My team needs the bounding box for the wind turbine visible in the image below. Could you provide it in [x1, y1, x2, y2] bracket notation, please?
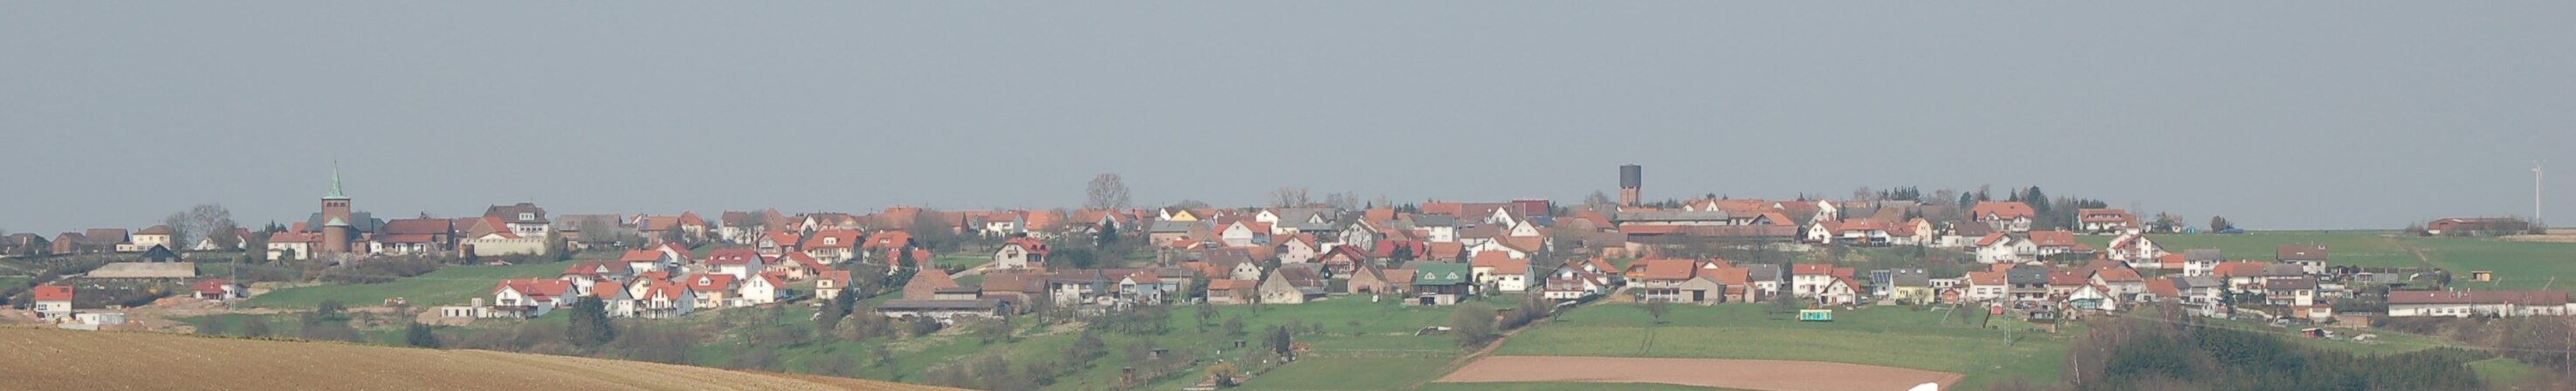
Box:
[2537, 161, 2545, 226]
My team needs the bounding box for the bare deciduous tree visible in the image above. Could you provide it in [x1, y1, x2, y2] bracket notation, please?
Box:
[165, 204, 237, 250]
[1583, 190, 1615, 211]
[1269, 187, 1310, 208]
[1085, 174, 1131, 210]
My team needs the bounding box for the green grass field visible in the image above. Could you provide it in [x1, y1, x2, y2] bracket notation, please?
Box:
[241, 261, 575, 308]
[1236, 357, 1451, 390]
[2071, 231, 2576, 285]
[931, 255, 986, 271]
[2409, 237, 2576, 290]
[2470, 358, 2543, 387]
[1495, 304, 2067, 390]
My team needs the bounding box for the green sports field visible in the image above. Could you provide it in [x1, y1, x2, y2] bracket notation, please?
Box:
[241, 261, 575, 308]
[1494, 304, 2066, 391]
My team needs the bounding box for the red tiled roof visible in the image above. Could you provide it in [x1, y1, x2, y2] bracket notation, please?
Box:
[2144, 278, 2179, 297]
[763, 232, 802, 247]
[683, 273, 739, 292]
[33, 285, 73, 301]
[2212, 262, 2270, 278]
[593, 282, 627, 299]
[496, 278, 574, 300]
[619, 250, 663, 263]
[1791, 264, 1838, 276]
[2028, 230, 2078, 247]
[1206, 278, 1256, 292]
[192, 278, 233, 295]
[1638, 258, 1699, 281]
[2158, 253, 2186, 269]
[805, 230, 864, 250]
[860, 230, 910, 250]
[381, 218, 454, 236]
[1968, 271, 2006, 285]
[1973, 202, 2037, 219]
[2048, 271, 2090, 285]
[706, 248, 761, 265]
[2092, 267, 2144, 283]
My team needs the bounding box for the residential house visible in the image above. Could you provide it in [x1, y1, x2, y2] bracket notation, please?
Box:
[1317, 245, 1370, 277]
[2265, 278, 2318, 307]
[903, 269, 962, 299]
[816, 271, 854, 300]
[561, 261, 636, 285]
[1258, 265, 1328, 304]
[31, 285, 73, 319]
[1816, 276, 1861, 305]
[129, 225, 175, 252]
[757, 232, 802, 256]
[635, 279, 696, 319]
[1410, 263, 1473, 305]
[1975, 233, 2037, 264]
[741, 274, 787, 305]
[491, 279, 575, 319]
[683, 274, 741, 309]
[1789, 264, 1855, 299]
[2006, 267, 2051, 302]
[2047, 271, 2090, 301]
[1348, 264, 1409, 296]
[803, 230, 864, 264]
[377, 218, 456, 254]
[2068, 284, 2119, 312]
[190, 278, 243, 300]
[2105, 231, 2167, 267]
[2027, 230, 2082, 258]
[704, 249, 766, 280]
[484, 202, 553, 237]
[1973, 202, 2036, 232]
[993, 237, 1050, 271]
[1889, 271, 1935, 305]
[1632, 258, 1732, 304]
[2182, 249, 2223, 277]
[1275, 234, 1320, 264]
[2277, 244, 2329, 275]
[1205, 279, 1257, 305]
[2077, 209, 2138, 234]
[1470, 251, 1533, 292]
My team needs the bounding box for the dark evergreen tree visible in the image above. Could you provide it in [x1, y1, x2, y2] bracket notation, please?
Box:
[1096, 220, 1119, 247]
[567, 297, 615, 347]
[405, 321, 440, 348]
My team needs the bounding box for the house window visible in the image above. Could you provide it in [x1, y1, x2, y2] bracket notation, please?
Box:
[824, 237, 839, 245]
[519, 213, 535, 221]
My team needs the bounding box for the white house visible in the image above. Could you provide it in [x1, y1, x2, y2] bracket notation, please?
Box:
[31, 285, 74, 320]
[740, 274, 786, 305]
[592, 281, 636, 318]
[704, 249, 766, 281]
[1974, 234, 2037, 264]
[491, 279, 575, 319]
[635, 280, 696, 319]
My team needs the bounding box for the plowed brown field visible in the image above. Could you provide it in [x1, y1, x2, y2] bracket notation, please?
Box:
[1437, 355, 1960, 391]
[0, 327, 957, 391]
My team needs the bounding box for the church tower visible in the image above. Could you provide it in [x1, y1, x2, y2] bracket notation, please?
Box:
[320, 165, 355, 254]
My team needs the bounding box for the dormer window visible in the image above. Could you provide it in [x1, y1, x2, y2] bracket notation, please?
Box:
[824, 237, 839, 245]
[519, 213, 535, 221]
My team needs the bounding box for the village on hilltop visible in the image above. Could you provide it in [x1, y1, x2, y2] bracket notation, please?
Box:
[5, 165, 2565, 337]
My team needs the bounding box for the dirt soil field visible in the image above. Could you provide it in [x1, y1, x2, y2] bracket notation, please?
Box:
[1437, 356, 1961, 391]
[0, 326, 958, 391]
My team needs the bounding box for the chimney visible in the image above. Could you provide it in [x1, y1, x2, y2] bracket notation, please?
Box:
[1619, 165, 1643, 207]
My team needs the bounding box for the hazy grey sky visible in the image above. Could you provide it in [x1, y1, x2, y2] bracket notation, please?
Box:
[5, 2, 2571, 232]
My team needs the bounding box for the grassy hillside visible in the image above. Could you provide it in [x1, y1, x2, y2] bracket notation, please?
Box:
[2074, 231, 2576, 285]
[0, 326, 955, 391]
[1495, 304, 2067, 391]
[243, 261, 575, 308]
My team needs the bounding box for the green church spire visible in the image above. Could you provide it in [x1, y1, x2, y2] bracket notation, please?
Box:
[326, 162, 348, 200]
